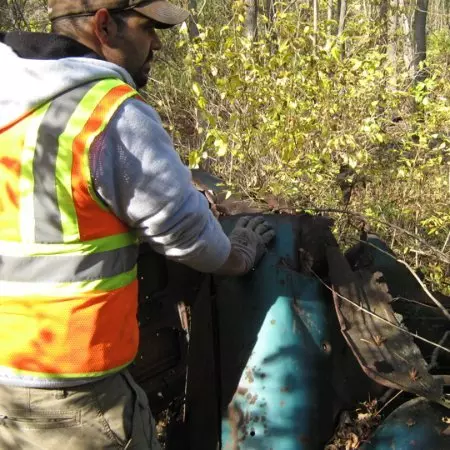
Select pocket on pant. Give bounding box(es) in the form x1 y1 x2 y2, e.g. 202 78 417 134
92 374 135 447
92 371 157 449
121 371 157 448
0 410 81 430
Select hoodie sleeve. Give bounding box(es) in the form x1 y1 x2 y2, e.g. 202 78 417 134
89 97 231 273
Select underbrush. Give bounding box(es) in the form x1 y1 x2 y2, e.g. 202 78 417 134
147 1 450 295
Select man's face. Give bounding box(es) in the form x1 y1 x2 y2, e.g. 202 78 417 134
104 11 163 89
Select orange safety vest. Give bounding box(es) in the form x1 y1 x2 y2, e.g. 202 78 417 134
0 79 140 381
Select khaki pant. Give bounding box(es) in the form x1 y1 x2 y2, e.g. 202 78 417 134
0 370 161 450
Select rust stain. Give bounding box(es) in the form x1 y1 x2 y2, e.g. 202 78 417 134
249 394 258 405
321 341 332 354
280 386 289 393
408 368 420 382
237 386 248 396
406 418 416 427
270 319 276 325
245 369 255 383
291 297 302 318
280 400 285 408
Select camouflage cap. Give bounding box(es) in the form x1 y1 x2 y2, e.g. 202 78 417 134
48 0 189 28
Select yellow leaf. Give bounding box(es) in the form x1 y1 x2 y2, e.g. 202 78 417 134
192 82 202 97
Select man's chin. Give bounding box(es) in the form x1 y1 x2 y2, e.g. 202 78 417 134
134 71 150 90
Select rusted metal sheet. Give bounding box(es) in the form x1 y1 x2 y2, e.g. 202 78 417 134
327 245 450 409
346 234 450 370
191 169 267 216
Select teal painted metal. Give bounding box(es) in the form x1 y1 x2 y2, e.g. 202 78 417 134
360 398 450 449
219 216 336 449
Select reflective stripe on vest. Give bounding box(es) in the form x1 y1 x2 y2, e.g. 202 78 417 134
0 79 140 380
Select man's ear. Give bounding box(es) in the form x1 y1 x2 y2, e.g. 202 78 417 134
92 8 117 45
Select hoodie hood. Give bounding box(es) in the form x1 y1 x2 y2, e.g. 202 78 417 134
0 32 136 129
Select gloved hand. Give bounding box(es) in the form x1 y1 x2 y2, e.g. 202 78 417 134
228 216 276 273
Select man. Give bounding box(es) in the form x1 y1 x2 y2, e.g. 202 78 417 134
0 1 275 448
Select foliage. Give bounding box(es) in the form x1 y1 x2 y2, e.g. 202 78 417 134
149 1 450 294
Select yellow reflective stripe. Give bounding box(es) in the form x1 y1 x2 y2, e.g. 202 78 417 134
56 80 122 241
0 266 137 296
83 84 137 211
0 232 137 257
0 361 132 379
57 79 137 240
19 104 51 243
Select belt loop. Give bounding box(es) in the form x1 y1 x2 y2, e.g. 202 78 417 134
54 389 68 400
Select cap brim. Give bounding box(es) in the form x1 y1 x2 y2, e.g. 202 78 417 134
135 1 189 28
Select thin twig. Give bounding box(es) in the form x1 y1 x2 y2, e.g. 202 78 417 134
296 207 450 265
392 296 441 310
378 388 396 405
376 390 404 416
442 230 450 253
311 272 450 355
429 331 450 370
397 259 450 320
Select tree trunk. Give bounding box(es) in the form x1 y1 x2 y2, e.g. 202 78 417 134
337 0 347 37
327 0 333 34
413 0 429 83
379 0 389 46
398 0 414 76
244 0 258 40
387 0 399 78
312 0 319 49
265 0 275 23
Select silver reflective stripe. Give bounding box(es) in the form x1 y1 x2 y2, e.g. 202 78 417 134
33 82 96 243
0 245 137 283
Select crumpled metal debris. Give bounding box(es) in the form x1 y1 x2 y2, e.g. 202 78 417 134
327 245 450 409
191 169 272 216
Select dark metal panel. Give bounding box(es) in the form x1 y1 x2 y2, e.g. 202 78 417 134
185 276 221 450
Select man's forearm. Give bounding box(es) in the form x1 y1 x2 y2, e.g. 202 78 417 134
214 246 249 276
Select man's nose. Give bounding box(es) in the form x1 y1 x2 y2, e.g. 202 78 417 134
150 30 162 51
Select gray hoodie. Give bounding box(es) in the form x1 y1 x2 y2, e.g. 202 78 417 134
0 34 231 273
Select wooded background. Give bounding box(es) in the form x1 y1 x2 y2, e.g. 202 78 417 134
2 0 450 294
